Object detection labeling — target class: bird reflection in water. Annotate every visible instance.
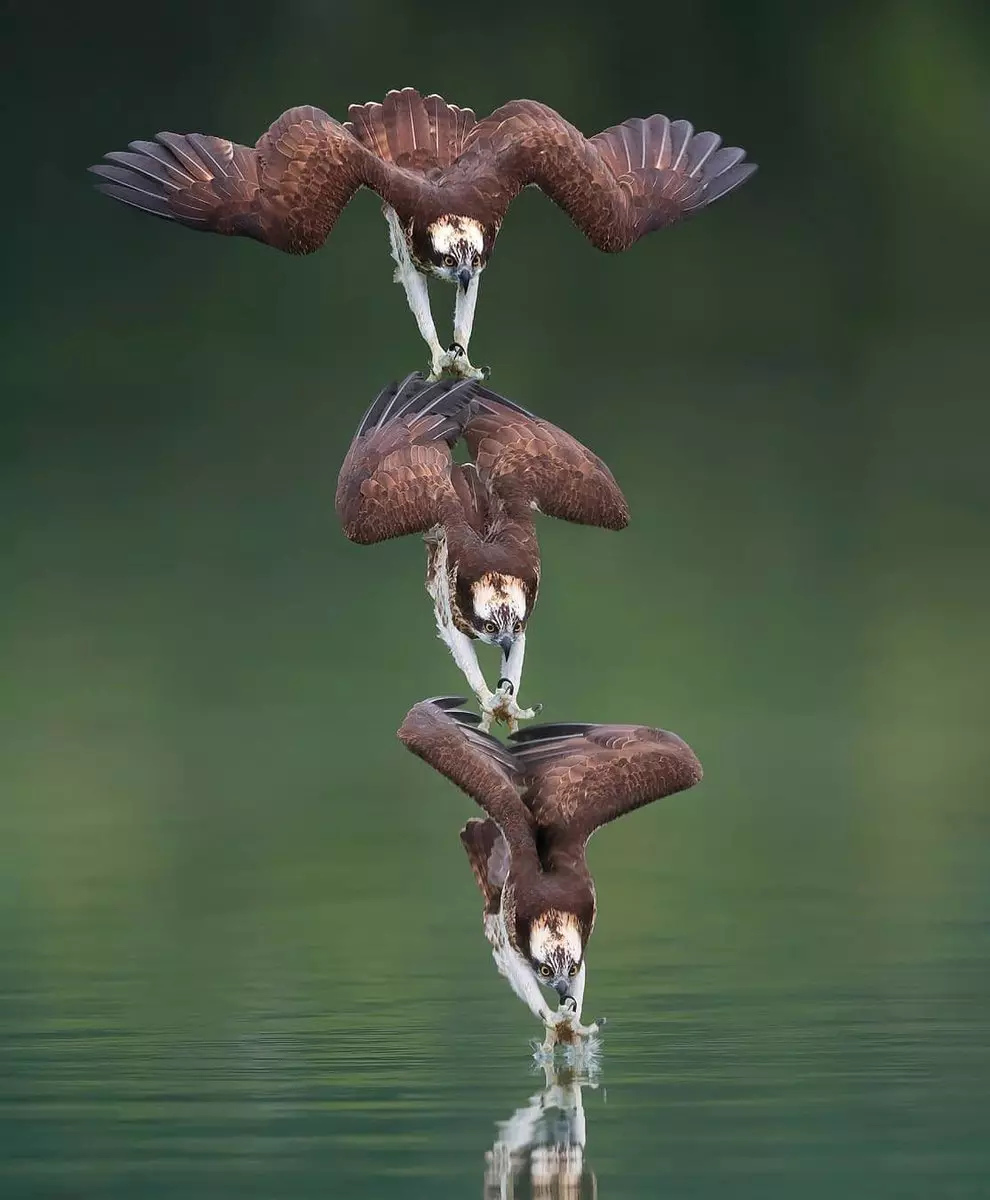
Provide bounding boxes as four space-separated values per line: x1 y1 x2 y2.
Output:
484 1060 600 1199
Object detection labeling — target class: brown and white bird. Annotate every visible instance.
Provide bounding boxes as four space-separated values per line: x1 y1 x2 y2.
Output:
336 375 628 729
398 696 703 1044
90 87 756 380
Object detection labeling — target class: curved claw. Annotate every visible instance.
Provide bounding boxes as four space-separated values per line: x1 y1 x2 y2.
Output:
496 677 515 696
447 342 466 357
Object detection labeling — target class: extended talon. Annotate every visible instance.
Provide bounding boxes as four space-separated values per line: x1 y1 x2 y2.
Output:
541 1006 600 1048
429 348 487 381
496 678 515 696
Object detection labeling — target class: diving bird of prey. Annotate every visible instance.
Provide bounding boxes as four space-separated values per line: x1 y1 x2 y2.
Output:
90 87 757 380
398 697 703 1045
336 375 628 730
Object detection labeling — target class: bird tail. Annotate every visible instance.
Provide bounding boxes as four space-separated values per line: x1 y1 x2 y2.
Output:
345 88 476 168
591 115 756 214
450 462 488 533
460 817 509 915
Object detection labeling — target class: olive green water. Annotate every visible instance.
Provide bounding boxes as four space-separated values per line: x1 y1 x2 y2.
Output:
4 2 990 1196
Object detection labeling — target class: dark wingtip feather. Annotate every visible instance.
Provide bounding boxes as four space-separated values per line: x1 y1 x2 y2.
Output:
352 374 478 440
419 695 470 711
509 722 596 744
447 708 483 728
470 383 540 421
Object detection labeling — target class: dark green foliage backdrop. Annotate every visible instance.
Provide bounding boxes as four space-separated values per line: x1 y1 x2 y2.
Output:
2 2 989 1196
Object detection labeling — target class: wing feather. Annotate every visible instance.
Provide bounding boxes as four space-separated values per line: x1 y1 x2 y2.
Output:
508 722 703 841
90 106 432 254
463 389 629 530
398 698 538 864
335 375 478 544
463 102 755 252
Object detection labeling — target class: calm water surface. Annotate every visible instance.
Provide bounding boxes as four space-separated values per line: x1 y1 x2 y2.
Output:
2 694 987 1197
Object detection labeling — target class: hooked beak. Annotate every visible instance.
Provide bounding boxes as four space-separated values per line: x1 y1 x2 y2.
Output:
553 979 571 999
458 266 472 291
497 634 514 657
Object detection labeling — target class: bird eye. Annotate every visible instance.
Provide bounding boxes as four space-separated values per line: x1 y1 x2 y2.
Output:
443 254 456 267
472 254 481 268
568 963 579 977
484 620 497 634
514 621 523 634
539 964 552 977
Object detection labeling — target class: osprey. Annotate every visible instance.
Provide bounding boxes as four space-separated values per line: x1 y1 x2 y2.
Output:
90 87 757 381
397 696 703 1045
336 376 628 730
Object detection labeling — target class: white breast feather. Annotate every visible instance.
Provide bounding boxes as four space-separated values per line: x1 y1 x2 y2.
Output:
485 912 540 1003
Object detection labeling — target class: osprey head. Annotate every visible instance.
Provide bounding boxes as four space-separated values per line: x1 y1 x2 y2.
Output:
469 573 528 655
527 909 584 999
425 215 488 289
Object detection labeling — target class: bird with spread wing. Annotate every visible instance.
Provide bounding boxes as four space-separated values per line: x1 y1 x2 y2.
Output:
398 696 702 1046
91 87 756 381
336 374 628 730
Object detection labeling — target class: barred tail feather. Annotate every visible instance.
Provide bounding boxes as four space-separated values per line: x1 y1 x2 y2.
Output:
345 88 475 168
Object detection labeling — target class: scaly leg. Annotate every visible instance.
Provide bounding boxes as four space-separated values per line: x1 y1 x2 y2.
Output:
432 594 499 723
555 962 602 1041
385 207 445 376
441 625 501 721
496 633 541 732
449 273 487 380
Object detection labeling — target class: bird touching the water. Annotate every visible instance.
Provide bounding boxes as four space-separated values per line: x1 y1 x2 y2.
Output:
398 696 703 1045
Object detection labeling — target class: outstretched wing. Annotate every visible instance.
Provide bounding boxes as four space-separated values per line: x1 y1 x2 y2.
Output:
335 374 478 544
463 101 756 252
90 105 409 254
463 388 629 529
508 721 703 842
398 697 538 865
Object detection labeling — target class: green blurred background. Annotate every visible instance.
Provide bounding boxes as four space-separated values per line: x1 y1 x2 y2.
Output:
3 1 989 1196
